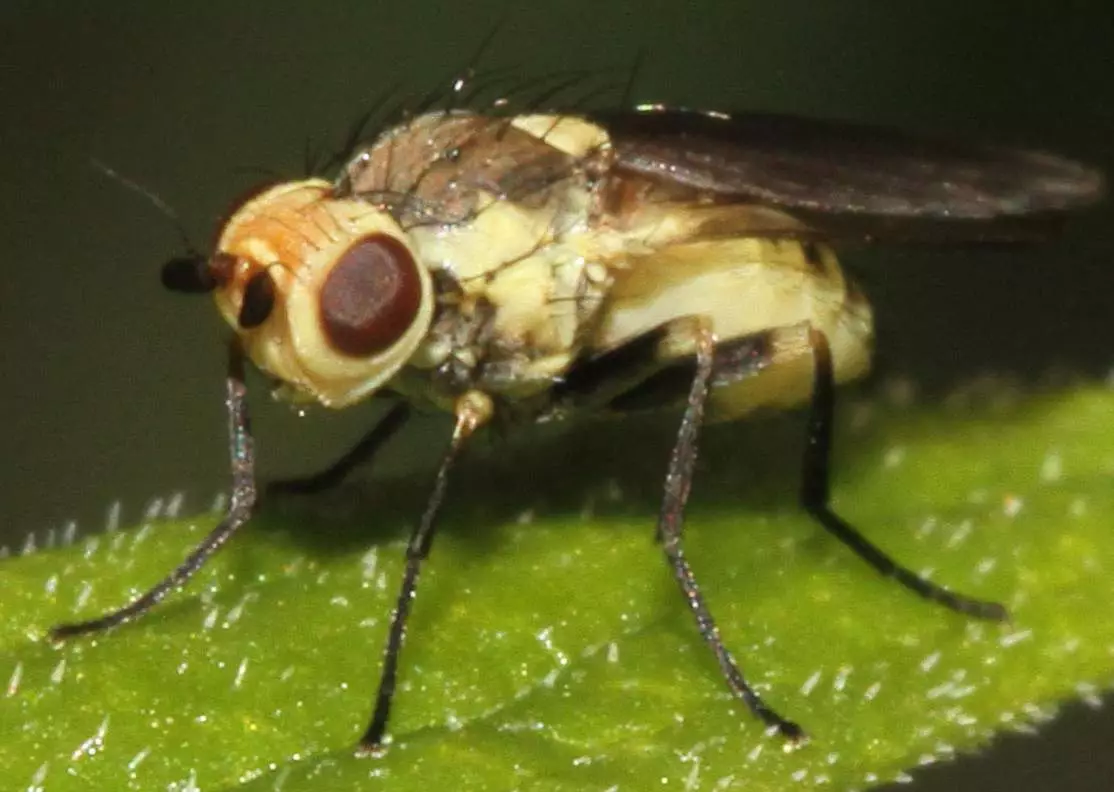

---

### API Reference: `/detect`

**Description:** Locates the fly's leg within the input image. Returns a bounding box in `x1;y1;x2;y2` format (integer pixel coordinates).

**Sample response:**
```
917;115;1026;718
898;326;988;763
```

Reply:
801;327;1008;621
268;402;411;496
358;390;493;755
657;319;805;741
51;340;259;639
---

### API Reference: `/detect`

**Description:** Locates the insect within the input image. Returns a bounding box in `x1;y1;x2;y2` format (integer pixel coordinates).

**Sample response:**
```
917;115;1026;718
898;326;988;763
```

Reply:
50;84;1104;753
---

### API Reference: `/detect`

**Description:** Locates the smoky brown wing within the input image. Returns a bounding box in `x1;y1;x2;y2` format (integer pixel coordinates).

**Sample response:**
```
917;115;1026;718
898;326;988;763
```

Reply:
595;109;1104;221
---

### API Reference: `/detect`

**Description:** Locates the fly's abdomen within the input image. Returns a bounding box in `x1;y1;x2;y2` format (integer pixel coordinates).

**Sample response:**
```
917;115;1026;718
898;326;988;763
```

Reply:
592;237;874;420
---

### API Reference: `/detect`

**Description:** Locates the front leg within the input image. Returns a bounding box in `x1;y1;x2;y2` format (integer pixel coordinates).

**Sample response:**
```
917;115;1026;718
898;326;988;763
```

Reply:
51;339;259;639
357;390;493;754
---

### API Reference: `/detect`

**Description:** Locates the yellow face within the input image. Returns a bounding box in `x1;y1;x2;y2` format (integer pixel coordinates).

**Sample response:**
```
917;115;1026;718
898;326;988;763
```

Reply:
209;180;435;407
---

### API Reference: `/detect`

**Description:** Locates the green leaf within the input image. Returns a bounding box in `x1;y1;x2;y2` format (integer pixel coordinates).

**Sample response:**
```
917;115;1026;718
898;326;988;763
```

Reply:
3;382;1112;791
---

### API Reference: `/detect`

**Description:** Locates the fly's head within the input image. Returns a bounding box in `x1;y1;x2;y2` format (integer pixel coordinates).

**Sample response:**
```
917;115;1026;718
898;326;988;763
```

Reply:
162;179;434;407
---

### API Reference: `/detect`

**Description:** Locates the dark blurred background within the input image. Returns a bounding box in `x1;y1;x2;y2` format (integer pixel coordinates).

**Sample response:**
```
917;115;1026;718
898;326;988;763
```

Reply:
1;1;1111;789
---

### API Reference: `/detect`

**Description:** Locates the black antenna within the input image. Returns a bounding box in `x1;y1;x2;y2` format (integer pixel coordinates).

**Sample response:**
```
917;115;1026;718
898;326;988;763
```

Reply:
90;158;217;294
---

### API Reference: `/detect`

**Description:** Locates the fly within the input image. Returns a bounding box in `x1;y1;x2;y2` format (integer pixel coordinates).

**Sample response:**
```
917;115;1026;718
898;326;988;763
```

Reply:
50;85;1105;753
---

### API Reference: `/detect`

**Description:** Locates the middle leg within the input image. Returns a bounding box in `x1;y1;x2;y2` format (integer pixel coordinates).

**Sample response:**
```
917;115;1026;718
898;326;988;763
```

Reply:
655;318;805;740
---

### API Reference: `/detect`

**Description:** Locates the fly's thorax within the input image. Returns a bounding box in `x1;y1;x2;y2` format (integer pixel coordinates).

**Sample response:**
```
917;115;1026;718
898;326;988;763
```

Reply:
310;110;621;410
398;179;612;403
211;180;435;408
339;112;613;226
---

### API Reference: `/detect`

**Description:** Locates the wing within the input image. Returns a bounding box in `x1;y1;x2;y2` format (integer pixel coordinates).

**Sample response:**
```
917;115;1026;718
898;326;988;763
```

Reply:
595;108;1104;224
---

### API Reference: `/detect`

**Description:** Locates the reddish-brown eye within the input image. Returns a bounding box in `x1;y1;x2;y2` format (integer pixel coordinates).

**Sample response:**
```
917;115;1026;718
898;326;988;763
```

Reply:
319;234;423;356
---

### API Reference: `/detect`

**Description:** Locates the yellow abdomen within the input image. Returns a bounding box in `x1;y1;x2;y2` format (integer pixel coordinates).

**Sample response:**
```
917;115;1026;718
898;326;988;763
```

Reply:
593;237;873;420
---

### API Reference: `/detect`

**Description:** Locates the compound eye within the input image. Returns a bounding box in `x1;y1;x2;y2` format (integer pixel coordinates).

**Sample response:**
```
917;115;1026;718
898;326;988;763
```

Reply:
239;269;276;329
319;234;423;356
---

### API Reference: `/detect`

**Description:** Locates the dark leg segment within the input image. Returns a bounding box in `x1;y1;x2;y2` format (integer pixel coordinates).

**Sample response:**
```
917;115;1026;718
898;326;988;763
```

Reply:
358;392;492;754
800;327;1008;621
657;323;804;741
268;402;411;496
51;340;259;639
